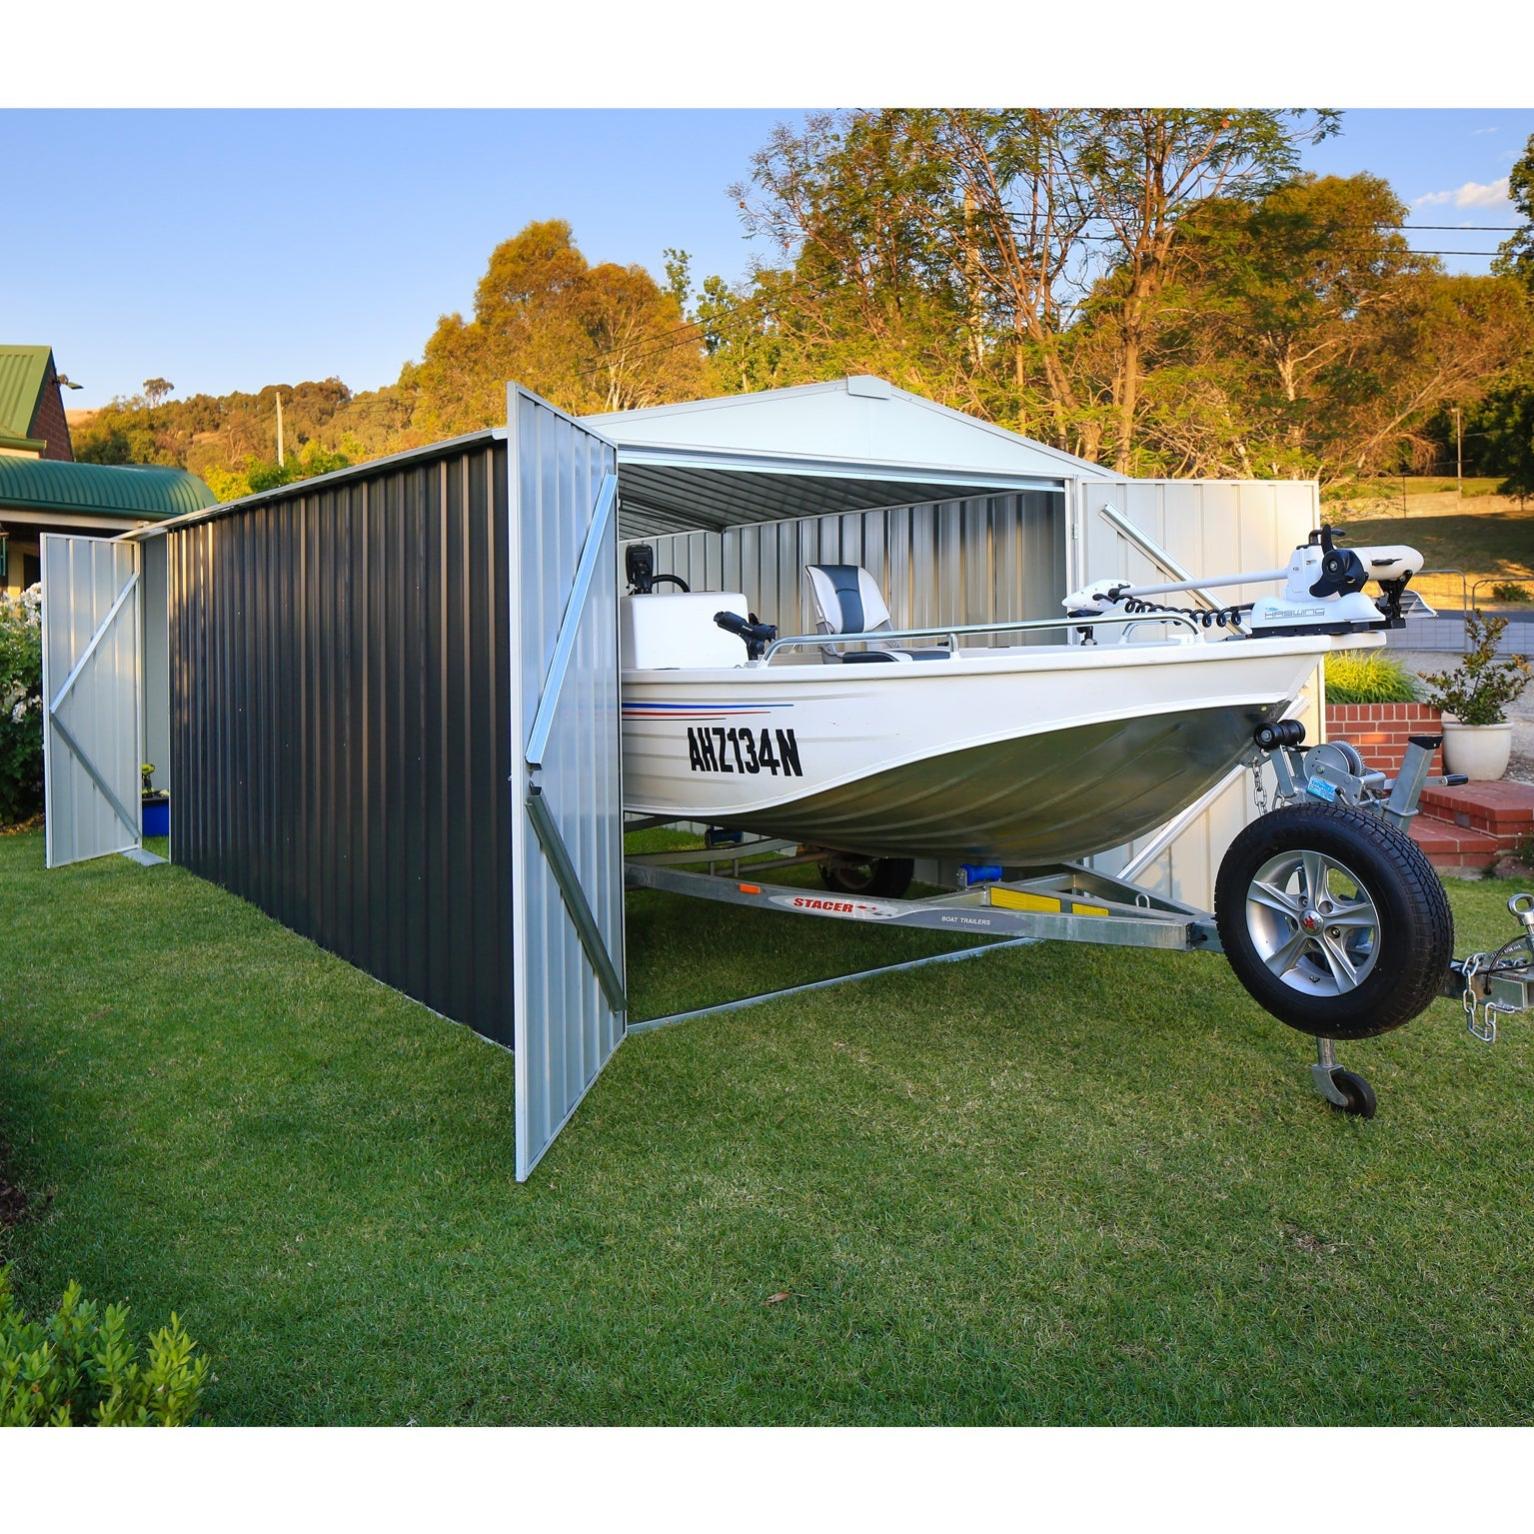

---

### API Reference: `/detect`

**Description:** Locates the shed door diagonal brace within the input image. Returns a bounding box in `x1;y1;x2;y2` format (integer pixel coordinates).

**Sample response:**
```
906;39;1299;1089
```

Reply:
48;569;141;837
523;471;626;1011
1093;500;1224;614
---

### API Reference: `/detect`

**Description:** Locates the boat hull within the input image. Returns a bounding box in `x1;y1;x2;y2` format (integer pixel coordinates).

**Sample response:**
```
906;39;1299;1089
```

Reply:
622;636;1362;864
681;704;1276;862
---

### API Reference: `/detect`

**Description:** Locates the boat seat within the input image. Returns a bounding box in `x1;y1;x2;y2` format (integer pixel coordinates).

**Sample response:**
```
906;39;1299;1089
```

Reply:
804;563;949;662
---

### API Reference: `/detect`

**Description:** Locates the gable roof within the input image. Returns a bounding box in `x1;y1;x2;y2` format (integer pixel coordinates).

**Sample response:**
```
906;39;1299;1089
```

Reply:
0;344;53;451
585;375;1112;484
584;375;1110;535
0;457;217;521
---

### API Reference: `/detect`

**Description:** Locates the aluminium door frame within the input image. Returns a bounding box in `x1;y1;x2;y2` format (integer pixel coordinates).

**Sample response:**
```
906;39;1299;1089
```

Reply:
40;533;144;869
506;384;628;1181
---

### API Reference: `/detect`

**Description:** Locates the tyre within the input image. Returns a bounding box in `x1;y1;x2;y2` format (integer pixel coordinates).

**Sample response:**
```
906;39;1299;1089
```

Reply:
1214;804;1452;1040
819;856;916;899
1327;1068;1377;1119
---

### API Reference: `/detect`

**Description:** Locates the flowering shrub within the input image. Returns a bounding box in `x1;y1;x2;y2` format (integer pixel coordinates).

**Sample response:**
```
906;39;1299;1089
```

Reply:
0;583;44;826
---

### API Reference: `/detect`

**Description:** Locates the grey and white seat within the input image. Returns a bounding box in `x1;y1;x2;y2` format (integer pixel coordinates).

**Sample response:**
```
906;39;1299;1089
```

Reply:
804;564;949;663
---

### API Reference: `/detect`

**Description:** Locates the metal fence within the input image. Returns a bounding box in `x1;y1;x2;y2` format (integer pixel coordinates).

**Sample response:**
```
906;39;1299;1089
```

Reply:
1384;571;1533;655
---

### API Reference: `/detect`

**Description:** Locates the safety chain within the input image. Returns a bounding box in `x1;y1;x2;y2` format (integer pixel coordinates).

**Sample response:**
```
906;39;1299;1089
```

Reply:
1460;950;1530;1044
1461;952;1496;1042
1250;755;1270;818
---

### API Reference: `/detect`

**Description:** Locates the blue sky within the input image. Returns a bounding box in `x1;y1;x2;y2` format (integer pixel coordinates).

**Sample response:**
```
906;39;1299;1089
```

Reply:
3;107;1529;410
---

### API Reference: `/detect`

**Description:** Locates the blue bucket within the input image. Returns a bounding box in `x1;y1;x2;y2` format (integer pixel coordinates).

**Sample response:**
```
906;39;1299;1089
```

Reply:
142;797;170;838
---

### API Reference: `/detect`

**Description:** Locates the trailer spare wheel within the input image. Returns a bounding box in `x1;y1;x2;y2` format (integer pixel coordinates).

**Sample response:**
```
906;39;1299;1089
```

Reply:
1215;804;1453;1040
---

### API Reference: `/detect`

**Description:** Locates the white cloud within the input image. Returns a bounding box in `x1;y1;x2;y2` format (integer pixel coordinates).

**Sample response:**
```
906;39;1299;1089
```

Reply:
1414;177;1512;209
1472;125;1500;136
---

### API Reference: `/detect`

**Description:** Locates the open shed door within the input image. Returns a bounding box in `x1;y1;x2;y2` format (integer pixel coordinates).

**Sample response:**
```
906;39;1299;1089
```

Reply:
40;534;142;868
508;387;626;1181
1072;479;1322;909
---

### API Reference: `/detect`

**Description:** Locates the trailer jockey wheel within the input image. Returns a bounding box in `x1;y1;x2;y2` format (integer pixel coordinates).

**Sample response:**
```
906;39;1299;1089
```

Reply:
1325;1068;1377;1119
1215;804;1453;1041
819;856;915;899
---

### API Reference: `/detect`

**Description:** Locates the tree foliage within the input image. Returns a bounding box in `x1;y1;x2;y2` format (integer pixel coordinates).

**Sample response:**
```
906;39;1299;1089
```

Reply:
411;219;705;433
707;111;1531;484
1467;386;1534;506
1496;132;1534;292
71;129;1534;494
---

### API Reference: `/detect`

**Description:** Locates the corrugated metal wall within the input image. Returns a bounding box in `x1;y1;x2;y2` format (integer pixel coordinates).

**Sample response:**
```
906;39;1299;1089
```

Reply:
641;491;1067;641
507;388;626;1180
167;436;515;1044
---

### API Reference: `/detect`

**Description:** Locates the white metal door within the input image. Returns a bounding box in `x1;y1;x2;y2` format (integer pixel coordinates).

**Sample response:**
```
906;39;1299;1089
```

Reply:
1072;479;1322;909
508;386;626;1181
41;534;143;868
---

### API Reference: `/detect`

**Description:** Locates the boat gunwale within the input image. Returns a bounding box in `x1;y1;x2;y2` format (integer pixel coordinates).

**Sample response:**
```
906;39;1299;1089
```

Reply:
620;628;1382;688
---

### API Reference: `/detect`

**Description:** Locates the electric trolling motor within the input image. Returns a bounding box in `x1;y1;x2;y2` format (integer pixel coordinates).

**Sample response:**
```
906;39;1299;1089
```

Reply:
1063;525;1425;636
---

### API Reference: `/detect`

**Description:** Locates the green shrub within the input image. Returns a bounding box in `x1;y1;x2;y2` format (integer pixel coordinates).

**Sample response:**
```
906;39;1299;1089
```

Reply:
1420;614;1533;726
0;1266;209;1425
0;585;44;827
1324;650;1419;705
1490;582;1531;603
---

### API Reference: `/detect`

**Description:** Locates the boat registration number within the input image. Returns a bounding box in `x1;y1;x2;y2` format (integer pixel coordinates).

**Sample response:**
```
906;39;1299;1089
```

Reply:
686;726;803;777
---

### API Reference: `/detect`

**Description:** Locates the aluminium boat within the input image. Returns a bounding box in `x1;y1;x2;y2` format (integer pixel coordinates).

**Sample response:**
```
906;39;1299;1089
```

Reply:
618;531;1420;867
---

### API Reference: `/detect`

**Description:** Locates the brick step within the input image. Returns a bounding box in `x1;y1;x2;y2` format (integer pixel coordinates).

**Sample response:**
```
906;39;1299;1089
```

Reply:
1408;813;1502;877
1418;780;1534;835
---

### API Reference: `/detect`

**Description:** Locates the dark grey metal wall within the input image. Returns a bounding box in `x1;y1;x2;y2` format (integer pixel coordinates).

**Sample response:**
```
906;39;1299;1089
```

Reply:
167;435;514;1045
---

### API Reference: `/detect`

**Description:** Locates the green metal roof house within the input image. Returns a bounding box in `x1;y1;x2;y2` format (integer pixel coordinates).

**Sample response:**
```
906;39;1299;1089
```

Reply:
0;344;215;593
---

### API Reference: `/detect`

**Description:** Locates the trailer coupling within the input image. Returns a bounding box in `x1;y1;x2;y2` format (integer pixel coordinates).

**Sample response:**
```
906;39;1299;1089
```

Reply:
1447;893;1534;1043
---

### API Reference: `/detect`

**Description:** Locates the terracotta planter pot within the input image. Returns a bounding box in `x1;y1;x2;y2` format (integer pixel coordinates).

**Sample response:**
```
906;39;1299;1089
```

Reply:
1441;719;1513;781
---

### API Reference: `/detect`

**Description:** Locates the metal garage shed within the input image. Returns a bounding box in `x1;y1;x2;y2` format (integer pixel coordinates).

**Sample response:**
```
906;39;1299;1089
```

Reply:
41;376;1322;1178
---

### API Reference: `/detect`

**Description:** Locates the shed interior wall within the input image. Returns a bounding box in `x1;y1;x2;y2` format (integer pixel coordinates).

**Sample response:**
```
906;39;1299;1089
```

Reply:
632;490;1067;643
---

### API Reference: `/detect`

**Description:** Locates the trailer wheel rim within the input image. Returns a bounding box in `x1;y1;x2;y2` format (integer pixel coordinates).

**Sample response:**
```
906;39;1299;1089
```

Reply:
1245;850;1382;996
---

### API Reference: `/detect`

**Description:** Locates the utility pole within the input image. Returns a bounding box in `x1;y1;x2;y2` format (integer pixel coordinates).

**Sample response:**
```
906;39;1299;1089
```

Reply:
275;391;286;468
1451;405;1463;496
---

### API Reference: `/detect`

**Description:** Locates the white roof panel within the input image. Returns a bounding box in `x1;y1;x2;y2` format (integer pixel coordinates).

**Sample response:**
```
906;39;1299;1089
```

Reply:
585;375;1111;485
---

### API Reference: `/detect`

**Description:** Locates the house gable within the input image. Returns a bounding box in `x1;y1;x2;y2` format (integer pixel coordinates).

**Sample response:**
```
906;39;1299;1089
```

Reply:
0;345;74;460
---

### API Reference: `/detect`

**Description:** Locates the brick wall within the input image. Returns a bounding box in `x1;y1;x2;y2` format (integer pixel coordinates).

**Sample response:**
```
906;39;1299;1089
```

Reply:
28;359;74;461
1326;702;1444;775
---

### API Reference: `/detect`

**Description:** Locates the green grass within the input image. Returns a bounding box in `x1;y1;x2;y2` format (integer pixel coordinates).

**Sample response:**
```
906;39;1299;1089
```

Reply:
1322;481;1534;611
1324;476;1506;502
3;828;1534;1424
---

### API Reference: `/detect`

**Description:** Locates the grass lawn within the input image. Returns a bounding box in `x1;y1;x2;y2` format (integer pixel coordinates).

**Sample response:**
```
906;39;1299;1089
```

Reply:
3;826;1534;1425
1323;482;1533;611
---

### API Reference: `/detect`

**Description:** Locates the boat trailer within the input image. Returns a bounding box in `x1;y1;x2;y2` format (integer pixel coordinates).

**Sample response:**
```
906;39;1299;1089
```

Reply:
628;729;1534;1117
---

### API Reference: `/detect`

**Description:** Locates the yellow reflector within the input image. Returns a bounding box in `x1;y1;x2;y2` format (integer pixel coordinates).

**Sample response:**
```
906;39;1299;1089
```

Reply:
990;888;1110;917
990;889;1059;913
